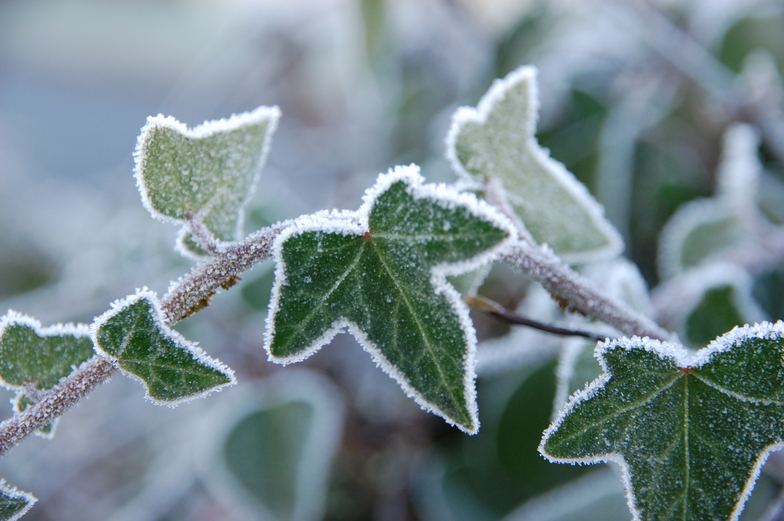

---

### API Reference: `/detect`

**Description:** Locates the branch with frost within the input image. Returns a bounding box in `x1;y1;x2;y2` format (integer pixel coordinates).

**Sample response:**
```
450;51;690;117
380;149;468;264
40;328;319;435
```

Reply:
161;223;286;324
0;356;116;457
500;240;671;341
484;177;671;341
0;224;286;455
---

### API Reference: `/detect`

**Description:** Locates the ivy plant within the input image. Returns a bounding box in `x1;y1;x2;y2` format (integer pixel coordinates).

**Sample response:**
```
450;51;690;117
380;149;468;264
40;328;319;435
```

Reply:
1;63;783;521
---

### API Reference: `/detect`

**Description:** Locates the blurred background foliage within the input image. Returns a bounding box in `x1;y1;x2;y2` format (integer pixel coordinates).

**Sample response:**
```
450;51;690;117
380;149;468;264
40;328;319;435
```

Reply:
2;0;784;519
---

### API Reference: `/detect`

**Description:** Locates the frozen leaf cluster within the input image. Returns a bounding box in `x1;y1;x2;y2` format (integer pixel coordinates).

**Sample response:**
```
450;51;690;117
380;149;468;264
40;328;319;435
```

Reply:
542;322;784;521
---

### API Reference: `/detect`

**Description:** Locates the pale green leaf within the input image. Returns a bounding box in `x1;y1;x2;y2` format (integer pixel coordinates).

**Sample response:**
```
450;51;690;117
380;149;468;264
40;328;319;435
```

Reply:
265;165;515;433
541;322;784;521
0;480;36;521
446;66;622;263
0;311;94;438
134;106;280;258
92;289;235;405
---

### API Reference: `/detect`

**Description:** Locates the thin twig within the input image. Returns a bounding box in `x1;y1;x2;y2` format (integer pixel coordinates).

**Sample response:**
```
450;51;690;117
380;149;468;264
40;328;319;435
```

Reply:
502;241;671;341
184;211;221;254
466;295;611;342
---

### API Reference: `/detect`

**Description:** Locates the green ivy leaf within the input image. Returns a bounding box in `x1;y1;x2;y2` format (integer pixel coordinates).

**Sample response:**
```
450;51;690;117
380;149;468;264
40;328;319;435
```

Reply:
265;165;514;433
93;289;235;405
541;322;784;521
0;480;35;521
0;312;95;438
446;66;622;263
134;106;280;258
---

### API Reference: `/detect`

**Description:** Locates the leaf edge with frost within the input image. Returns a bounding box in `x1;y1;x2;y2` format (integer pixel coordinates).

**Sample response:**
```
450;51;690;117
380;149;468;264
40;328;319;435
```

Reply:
0;479;36;521
539;322;784;521
91;288;236;407
263;164;516;434
444;65;623;264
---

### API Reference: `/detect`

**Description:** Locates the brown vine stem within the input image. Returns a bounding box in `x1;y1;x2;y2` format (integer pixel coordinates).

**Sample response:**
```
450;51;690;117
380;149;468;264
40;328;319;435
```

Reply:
501;241;672;341
0;356;117;457
465;295;611;342
0;223;287;456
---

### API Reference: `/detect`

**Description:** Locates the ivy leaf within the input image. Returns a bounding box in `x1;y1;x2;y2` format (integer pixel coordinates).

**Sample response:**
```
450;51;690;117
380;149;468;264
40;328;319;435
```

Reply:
265;165;515;433
540;322;784;521
0;311;95;438
0;480;36;521
92;289;236;405
206;371;344;521
134;106;280;258
446;66;622;263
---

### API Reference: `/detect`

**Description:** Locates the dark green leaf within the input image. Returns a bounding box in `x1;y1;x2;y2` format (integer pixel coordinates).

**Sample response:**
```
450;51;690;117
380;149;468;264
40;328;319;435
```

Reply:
93;290;235;404
541;322;784;521
266;166;514;433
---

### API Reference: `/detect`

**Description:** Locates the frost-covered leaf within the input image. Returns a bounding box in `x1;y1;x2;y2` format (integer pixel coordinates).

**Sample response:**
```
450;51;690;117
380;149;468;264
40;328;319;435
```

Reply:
658;124;762;279
265;165;515;433
134;106;281;258
541;322;784;521
204;371;344;521
92;289;235;405
0;311;94;438
446;65;622;263
0;480;36;521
